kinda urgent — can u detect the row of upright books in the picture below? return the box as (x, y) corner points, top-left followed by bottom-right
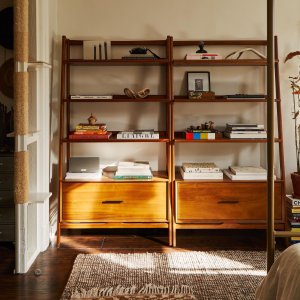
(287, 195), (300, 244)
(180, 163), (270, 180)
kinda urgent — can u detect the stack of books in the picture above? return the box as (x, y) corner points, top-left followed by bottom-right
(223, 166), (269, 180)
(224, 123), (267, 139)
(69, 123), (112, 140)
(113, 161), (153, 179)
(180, 162), (223, 180)
(185, 53), (222, 60)
(287, 195), (300, 244)
(117, 130), (159, 139)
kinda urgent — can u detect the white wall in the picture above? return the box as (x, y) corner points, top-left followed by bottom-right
(51, 0), (300, 193)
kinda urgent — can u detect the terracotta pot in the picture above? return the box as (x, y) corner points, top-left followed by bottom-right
(291, 172), (300, 199)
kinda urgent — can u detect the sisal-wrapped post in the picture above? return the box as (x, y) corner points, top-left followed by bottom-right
(14, 151), (29, 203)
(14, 72), (28, 135)
(14, 0), (29, 204)
(14, 0), (29, 62)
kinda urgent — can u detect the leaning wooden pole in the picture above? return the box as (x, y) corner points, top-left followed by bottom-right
(14, 0), (29, 204)
(267, 0), (275, 271)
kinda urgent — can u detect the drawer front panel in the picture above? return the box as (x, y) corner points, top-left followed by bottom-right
(0, 225), (15, 241)
(0, 191), (14, 206)
(62, 182), (167, 221)
(0, 156), (14, 173)
(0, 207), (15, 224)
(0, 174), (14, 190)
(176, 182), (282, 222)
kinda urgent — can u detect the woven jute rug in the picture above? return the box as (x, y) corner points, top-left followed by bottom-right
(61, 251), (271, 300)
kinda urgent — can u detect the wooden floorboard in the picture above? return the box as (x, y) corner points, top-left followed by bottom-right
(0, 229), (285, 300)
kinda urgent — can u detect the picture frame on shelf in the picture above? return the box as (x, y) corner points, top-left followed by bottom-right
(187, 71), (211, 92)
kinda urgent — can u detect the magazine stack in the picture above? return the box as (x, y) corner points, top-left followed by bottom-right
(223, 166), (270, 180)
(287, 195), (300, 244)
(224, 123), (267, 139)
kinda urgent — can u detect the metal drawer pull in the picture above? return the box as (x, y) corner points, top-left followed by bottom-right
(218, 200), (239, 204)
(0, 162), (3, 165)
(102, 200), (123, 204)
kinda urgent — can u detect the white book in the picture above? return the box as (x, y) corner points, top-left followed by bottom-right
(223, 169), (270, 180)
(224, 131), (267, 139)
(65, 172), (101, 180)
(226, 123), (265, 129)
(286, 195), (300, 207)
(182, 162), (220, 173)
(117, 161), (150, 169)
(229, 166), (267, 175)
(185, 55), (222, 60)
(71, 95), (113, 99)
(117, 132), (160, 139)
(180, 167), (223, 180)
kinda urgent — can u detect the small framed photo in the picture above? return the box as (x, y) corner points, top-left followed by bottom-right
(187, 71), (211, 92)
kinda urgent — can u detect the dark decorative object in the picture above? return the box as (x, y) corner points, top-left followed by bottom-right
(129, 47), (160, 59)
(196, 41), (207, 53)
(0, 7), (13, 49)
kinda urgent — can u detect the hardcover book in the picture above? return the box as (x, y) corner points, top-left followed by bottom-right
(229, 166), (267, 175)
(180, 167), (223, 180)
(223, 169), (269, 180)
(182, 162), (220, 173)
(69, 132), (112, 139)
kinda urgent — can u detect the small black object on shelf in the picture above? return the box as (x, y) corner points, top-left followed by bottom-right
(129, 47), (160, 59)
(196, 41), (207, 53)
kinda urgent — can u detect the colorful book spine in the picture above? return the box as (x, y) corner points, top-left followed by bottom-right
(186, 132), (215, 140)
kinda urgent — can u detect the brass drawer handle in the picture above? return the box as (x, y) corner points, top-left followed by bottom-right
(102, 200), (123, 204)
(218, 200), (239, 204)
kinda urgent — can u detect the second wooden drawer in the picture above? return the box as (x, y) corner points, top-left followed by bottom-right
(176, 181), (283, 222)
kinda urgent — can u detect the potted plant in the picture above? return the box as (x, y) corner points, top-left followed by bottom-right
(285, 51), (300, 198)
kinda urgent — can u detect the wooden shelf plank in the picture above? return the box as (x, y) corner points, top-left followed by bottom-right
(173, 59), (269, 66)
(65, 59), (169, 66)
(63, 131), (170, 143)
(64, 95), (170, 103)
(174, 95), (268, 102)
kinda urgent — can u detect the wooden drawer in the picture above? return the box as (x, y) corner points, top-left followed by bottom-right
(0, 207), (15, 224)
(62, 182), (167, 222)
(0, 174), (13, 190)
(0, 225), (15, 241)
(0, 191), (14, 206)
(176, 182), (282, 222)
(0, 156), (14, 173)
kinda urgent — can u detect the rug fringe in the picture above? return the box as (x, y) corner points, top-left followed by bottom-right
(70, 285), (192, 299)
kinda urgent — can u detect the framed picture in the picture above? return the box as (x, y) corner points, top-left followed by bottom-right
(187, 71), (211, 92)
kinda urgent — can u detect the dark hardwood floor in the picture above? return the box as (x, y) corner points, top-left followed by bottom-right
(0, 229), (285, 300)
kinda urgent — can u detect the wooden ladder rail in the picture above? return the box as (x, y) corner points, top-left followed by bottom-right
(57, 36), (68, 247)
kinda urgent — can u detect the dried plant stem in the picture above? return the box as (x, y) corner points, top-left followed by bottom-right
(292, 84), (300, 173)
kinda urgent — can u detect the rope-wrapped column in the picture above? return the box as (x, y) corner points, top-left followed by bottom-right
(14, 0), (29, 203)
